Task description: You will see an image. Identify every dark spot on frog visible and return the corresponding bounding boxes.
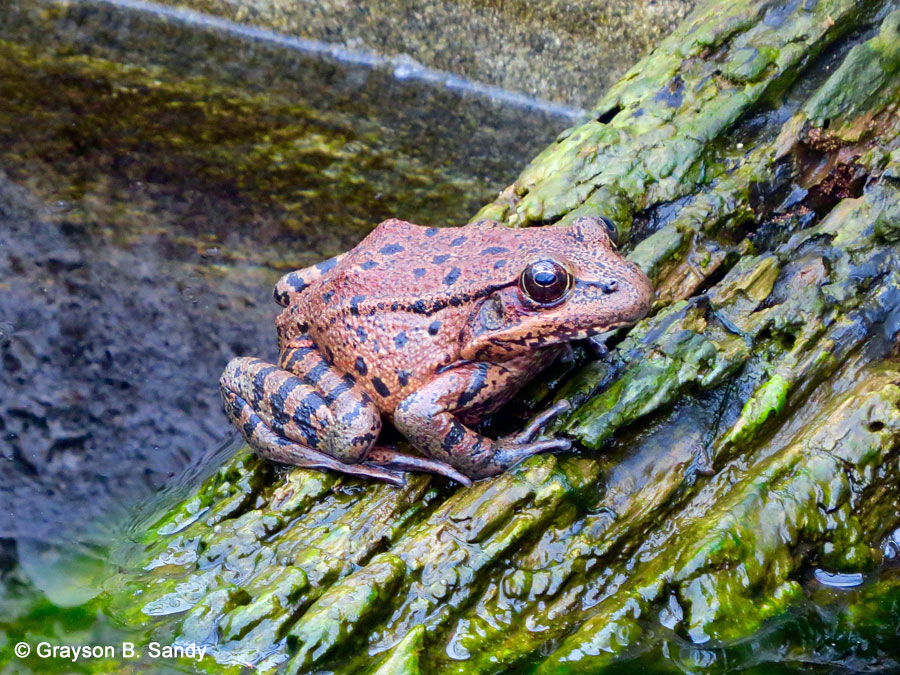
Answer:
[287,274,309,293]
[292,393,323,430]
[360,260,379,270]
[441,421,466,452]
[371,377,391,397]
[450,236,467,247]
[457,363,489,407]
[341,400,364,425]
[654,74,684,108]
[355,356,368,375]
[324,376,354,404]
[480,246,509,255]
[449,296,462,307]
[494,259,507,269]
[349,294,366,316]
[568,228,585,243]
[325,346,334,362]
[414,268,426,278]
[350,431,377,447]
[433,254,451,264]
[316,257,339,273]
[283,345,315,371]
[394,331,408,348]
[321,290,334,303]
[411,300,428,314]
[242,420,259,444]
[428,320,441,336]
[425,227,439,237]
[443,267,461,285]
[356,326,367,342]
[380,243,405,255]
[397,370,410,387]
[304,361,329,386]
[271,380,297,418]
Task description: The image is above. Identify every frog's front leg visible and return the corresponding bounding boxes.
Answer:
[393,362,572,480]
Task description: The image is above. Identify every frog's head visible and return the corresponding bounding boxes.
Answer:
[460,216,654,361]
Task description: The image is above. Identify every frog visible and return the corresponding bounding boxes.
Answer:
[220,216,653,486]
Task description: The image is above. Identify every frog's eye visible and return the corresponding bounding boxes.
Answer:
[598,216,618,247]
[520,259,572,306]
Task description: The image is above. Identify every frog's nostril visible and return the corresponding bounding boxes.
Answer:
[600,279,619,294]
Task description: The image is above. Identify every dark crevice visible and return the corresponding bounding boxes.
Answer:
[691,249,741,299]
[629,195,694,247]
[596,104,622,125]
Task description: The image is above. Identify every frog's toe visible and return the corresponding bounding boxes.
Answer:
[512,399,572,443]
[494,437,572,468]
[344,463,408,487]
[366,448,472,487]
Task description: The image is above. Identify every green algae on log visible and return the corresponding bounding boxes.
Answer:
[106,0,900,673]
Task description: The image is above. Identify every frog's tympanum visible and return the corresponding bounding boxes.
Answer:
[220,216,653,486]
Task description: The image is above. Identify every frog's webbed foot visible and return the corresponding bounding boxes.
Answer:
[490,399,573,469]
[365,448,472,487]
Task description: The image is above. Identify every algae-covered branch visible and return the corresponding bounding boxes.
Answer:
[108,0,900,672]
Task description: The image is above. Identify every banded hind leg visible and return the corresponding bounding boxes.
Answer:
[220,336,469,486]
[278,337,471,485]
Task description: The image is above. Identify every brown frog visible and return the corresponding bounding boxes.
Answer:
[220,216,653,486]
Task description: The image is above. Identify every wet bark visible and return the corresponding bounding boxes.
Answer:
[110,1,900,672]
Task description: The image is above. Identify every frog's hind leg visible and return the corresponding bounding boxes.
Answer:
[220,350,406,485]
[279,337,471,485]
[221,385,406,486]
[273,253,347,306]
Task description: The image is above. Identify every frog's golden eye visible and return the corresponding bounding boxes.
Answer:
[520,259,572,306]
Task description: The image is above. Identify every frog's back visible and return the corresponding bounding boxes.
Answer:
[332,219,519,299]
[292,219,526,410]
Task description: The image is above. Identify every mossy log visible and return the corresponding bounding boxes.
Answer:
[108,1,900,672]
